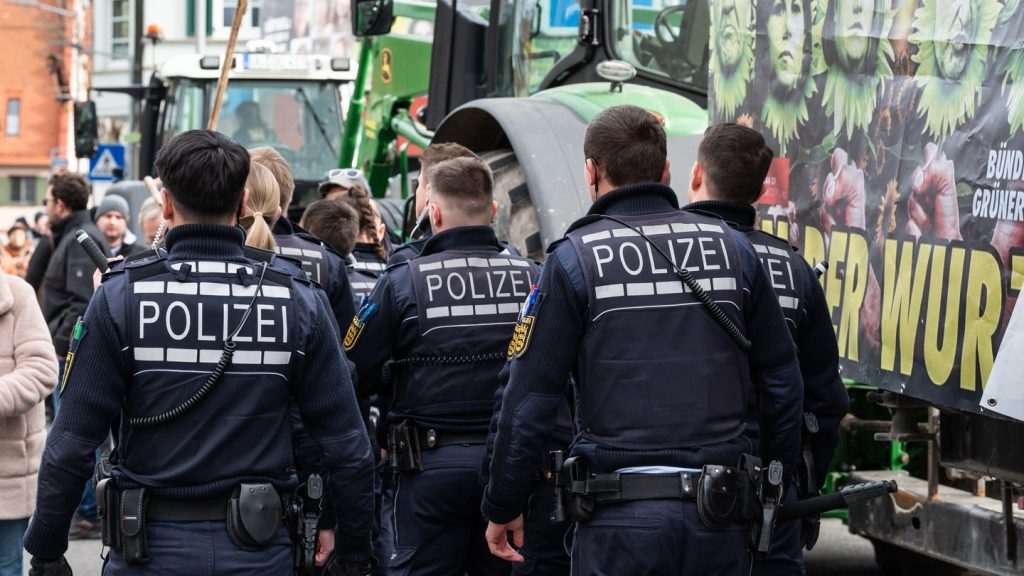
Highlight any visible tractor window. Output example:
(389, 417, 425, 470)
(166, 80, 207, 145)
(494, 0, 581, 96)
(610, 0, 709, 93)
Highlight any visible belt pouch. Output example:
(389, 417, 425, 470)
(95, 478, 119, 549)
(118, 488, 148, 565)
(734, 453, 763, 523)
(388, 421, 422, 472)
(696, 465, 740, 531)
(228, 483, 283, 551)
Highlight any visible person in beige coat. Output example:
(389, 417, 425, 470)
(0, 266, 57, 576)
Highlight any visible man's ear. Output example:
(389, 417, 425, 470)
(661, 159, 672, 185)
(161, 189, 174, 221)
(430, 202, 442, 230)
(689, 162, 703, 194)
(489, 200, 498, 223)
(237, 188, 251, 221)
(585, 159, 597, 189)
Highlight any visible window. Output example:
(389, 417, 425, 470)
(4, 99, 19, 136)
(112, 0, 130, 60)
(10, 177, 38, 204)
(223, 0, 262, 28)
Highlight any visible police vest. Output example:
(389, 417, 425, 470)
(274, 233, 331, 285)
(745, 230, 806, 339)
(348, 256, 386, 305)
(566, 210, 751, 450)
(391, 250, 539, 430)
(106, 254, 318, 492)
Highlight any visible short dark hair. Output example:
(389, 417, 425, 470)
(420, 143, 478, 185)
(698, 123, 775, 204)
(583, 105, 666, 187)
(155, 130, 250, 219)
(49, 172, 89, 211)
(429, 157, 493, 219)
(301, 199, 360, 257)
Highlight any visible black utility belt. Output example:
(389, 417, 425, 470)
(386, 420, 487, 473)
(96, 479, 285, 565)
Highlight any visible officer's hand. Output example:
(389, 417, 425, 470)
(908, 143, 962, 241)
(28, 556, 73, 576)
(485, 516, 525, 562)
(92, 256, 124, 289)
(315, 529, 335, 566)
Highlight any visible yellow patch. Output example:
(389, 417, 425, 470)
(507, 314, 536, 359)
(343, 317, 365, 351)
(380, 48, 393, 84)
(60, 352, 74, 394)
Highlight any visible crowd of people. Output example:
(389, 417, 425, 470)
(1, 106, 847, 576)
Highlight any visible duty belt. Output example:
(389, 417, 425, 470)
(417, 427, 487, 449)
(386, 420, 487, 473)
(569, 471, 702, 503)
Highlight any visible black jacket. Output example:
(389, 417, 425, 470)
(42, 210, 110, 356)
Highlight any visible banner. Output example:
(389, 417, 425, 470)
(709, 0, 1024, 417)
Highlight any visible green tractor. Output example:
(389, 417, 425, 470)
(343, 0, 711, 258)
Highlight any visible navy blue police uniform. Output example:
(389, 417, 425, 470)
(684, 200, 850, 575)
(389, 223, 522, 266)
(23, 224, 375, 574)
(484, 184, 804, 575)
(274, 217, 357, 327)
(346, 225, 538, 576)
(348, 242, 389, 306)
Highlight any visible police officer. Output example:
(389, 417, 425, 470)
(249, 146, 357, 328)
(338, 192, 390, 305)
(483, 105, 804, 574)
(23, 130, 375, 575)
(346, 157, 537, 575)
(684, 123, 850, 575)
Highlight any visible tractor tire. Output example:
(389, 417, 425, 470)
(480, 149, 545, 261)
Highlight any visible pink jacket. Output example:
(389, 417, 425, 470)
(0, 267, 57, 520)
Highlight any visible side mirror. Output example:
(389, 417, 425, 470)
(74, 100, 98, 159)
(352, 0, 394, 37)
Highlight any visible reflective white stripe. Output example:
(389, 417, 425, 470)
(626, 282, 655, 296)
(353, 261, 386, 271)
(233, 284, 258, 297)
(582, 230, 611, 243)
(697, 223, 724, 233)
(303, 249, 324, 259)
(264, 351, 292, 364)
(467, 257, 490, 268)
(134, 281, 165, 294)
(612, 228, 640, 238)
(426, 307, 449, 319)
(199, 349, 223, 363)
(595, 284, 624, 299)
(489, 258, 511, 267)
(166, 282, 198, 295)
(418, 261, 443, 271)
(510, 259, 530, 268)
(166, 348, 198, 363)
(351, 282, 376, 290)
(767, 246, 789, 257)
(712, 277, 737, 291)
(474, 304, 497, 315)
(197, 261, 226, 273)
(450, 305, 474, 317)
(753, 244, 769, 254)
(134, 348, 164, 361)
(671, 223, 699, 233)
(227, 263, 254, 275)
(778, 296, 800, 310)
(656, 280, 684, 295)
(642, 224, 671, 235)
(693, 278, 712, 291)
(199, 283, 230, 296)
(261, 286, 290, 299)
(498, 303, 521, 314)
(279, 247, 304, 257)
(444, 258, 468, 269)
(233, 350, 262, 364)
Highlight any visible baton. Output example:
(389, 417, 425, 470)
(777, 479, 898, 521)
(76, 230, 109, 273)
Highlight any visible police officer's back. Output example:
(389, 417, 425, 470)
(346, 157, 537, 576)
(683, 123, 850, 575)
(24, 130, 374, 575)
(483, 106, 804, 575)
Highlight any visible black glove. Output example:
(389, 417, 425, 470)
(28, 556, 73, 576)
(323, 553, 371, 576)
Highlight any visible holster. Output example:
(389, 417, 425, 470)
(227, 483, 283, 551)
(289, 475, 323, 576)
(119, 488, 149, 565)
(561, 456, 595, 522)
(95, 478, 119, 550)
(799, 413, 822, 551)
(386, 421, 423, 473)
(696, 464, 742, 531)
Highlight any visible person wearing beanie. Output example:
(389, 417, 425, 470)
(94, 195, 142, 258)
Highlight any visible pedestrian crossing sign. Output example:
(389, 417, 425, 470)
(88, 144, 125, 182)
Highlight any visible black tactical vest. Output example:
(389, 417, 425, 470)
(567, 210, 751, 450)
(745, 230, 806, 338)
(106, 254, 317, 491)
(274, 233, 330, 285)
(390, 250, 539, 430)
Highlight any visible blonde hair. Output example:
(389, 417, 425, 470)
(242, 161, 280, 251)
(248, 147, 295, 213)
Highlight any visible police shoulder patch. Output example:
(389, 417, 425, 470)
(344, 303, 377, 351)
(507, 286, 541, 359)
